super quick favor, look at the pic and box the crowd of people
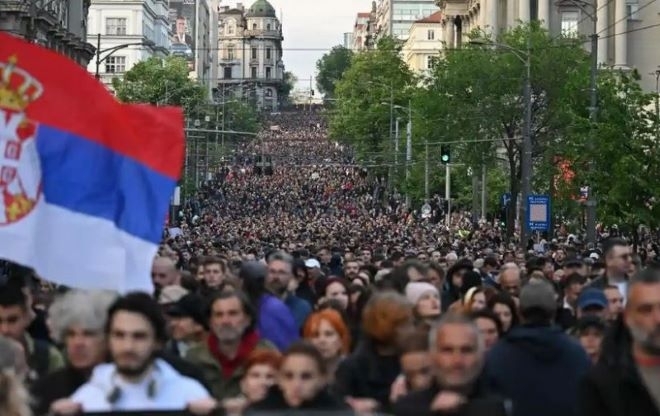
[1,110,660,416]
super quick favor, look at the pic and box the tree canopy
[112,56,208,114]
[316,45,354,98]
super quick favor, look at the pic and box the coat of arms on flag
[0,56,43,225]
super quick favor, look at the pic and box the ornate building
[217,0,285,111]
[0,0,96,66]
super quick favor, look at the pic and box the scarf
[207,330,260,379]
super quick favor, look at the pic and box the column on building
[506,0,515,27]
[614,0,627,67]
[444,17,455,48]
[518,0,530,22]
[487,0,499,34]
[596,0,608,65]
[537,0,549,28]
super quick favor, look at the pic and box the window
[252,23,257,30]
[106,17,127,35]
[227,23,235,35]
[251,47,257,59]
[223,67,232,79]
[105,56,126,73]
[227,45,234,60]
[266,23,271,30]
[626,0,639,19]
[426,55,435,69]
[427,29,435,40]
[266,47,271,60]
[266,67,271,78]
[561,11,579,37]
[251,66,257,78]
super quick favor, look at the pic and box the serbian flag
[0,34,184,293]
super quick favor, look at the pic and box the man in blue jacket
[482,280,591,416]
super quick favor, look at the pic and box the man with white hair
[393,314,508,415]
[32,289,117,415]
[445,252,458,269]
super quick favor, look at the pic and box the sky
[223,0,374,91]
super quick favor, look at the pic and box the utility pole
[585,11,599,244]
[388,83,394,191]
[654,69,660,139]
[424,139,429,201]
[405,99,412,207]
[445,164,451,225]
[520,36,533,248]
[481,164,487,220]
[394,117,400,179]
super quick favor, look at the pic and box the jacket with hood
[483,324,591,416]
[70,358,209,412]
[579,317,660,416]
[442,261,473,311]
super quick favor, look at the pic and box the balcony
[219,57,239,65]
[243,29,283,39]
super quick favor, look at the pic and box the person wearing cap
[563,255,587,277]
[483,280,591,416]
[165,293,208,358]
[574,316,606,364]
[575,288,608,321]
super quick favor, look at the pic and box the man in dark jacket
[393,314,508,416]
[579,268,660,416]
[483,279,591,416]
[589,238,630,297]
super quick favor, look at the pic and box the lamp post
[471,38,532,247]
[654,69,660,139]
[94,33,154,80]
[391,102,412,207]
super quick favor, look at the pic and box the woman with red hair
[222,349,282,416]
[303,309,351,383]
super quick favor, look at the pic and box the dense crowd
[1,110,660,416]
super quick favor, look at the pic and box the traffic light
[440,145,451,164]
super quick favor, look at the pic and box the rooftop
[415,10,442,23]
[246,0,276,17]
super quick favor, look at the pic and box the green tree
[559,69,660,237]
[278,71,297,103]
[419,22,591,236]
[316,45,354,98]
[112,56,207,114]
[330,37,415,180]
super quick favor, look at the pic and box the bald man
[151,256,181,289]
[499,264,522,298]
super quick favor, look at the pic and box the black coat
[392,384,509,416]
[246,385,352,415]
[334,339,401,411]
[579,318,660,416]
[483,324,591,416]
[31,366,89,415]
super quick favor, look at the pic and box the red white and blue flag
[0,33,184,293]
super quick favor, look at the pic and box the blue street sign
[501,193,512,207]
[527,195,551,231]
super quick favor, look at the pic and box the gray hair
[267,250,294,267]
[429,312,485,355]
[48,290,118,343]
[627,268,660,300]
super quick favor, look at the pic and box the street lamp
[94,33,154,80]
[471,38,532,247]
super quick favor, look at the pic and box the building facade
[85,0,169,84]
[402,11,443,73]
[435,0,660,92]
[343,32,354,49]
[0,0,96,65]
[351,12,372,51]
[375,0,439,41]
[217,0,285,111]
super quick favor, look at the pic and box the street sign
[501,193,512,207]
[527,195,551,231]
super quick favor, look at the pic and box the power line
[597,0,658,35]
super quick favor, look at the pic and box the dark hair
[427,262,445,280]
[563,273,587,292]
[399,328,430,354]
[283,341,328,375]
[0,286,27,310]
[105,292,167,343]
[470,309,504,337]
[602,238,628,257]
[206,290,256,331]
[487,293,520,329]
